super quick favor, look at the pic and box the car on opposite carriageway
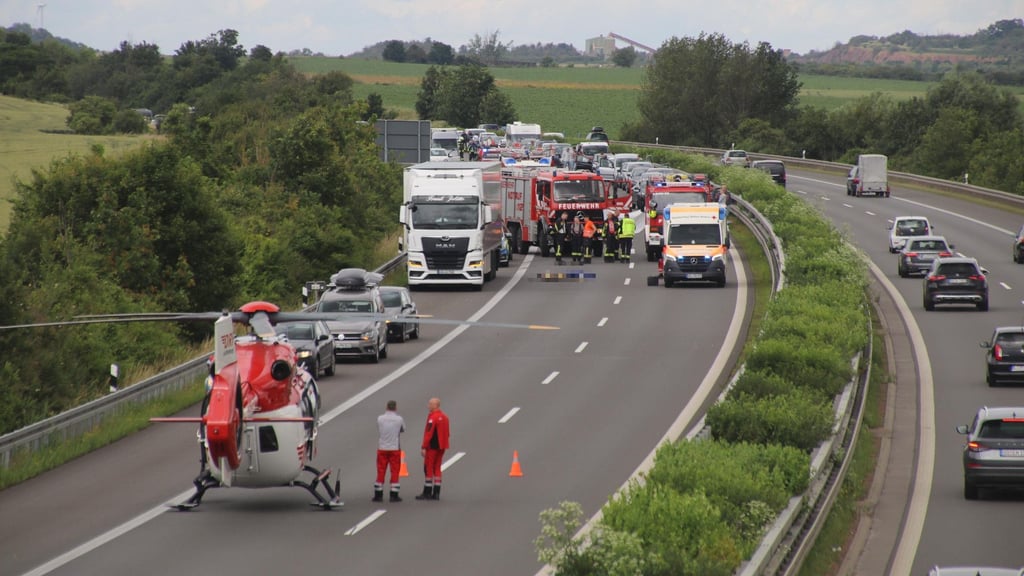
[922,257,989,312]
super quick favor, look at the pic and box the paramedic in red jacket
[416,397,450,500]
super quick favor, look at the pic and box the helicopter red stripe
[150,417,204,423]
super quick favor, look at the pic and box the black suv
[922,257,989,311]
[982,327,1024,386]
[751,160,786,188]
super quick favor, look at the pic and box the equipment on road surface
[501,162,630,258]
[509,450,523,477]
[0,298,560,510]
[651,203,730,288]
[400,161,504,289]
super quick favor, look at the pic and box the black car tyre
[964,480,979,500]
[410,324,420,340]
[314,358,321,378]
[664,278,673,288]
[717,277,726,288]
[324,354,335,376]
[898,263,907,278]
[977,299,989,312]
[987,371,996,387]
[368,345,381,364]
[923,296,935,311]
[380,341,388,360]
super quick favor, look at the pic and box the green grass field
[293,56,1024,134]
[0,95,158,232]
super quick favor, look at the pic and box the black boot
[431,485,441,500]
[415,485,433,500]
[389,490,402,502]
[371,488,383,502]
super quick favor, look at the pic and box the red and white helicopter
[2,295,557,510]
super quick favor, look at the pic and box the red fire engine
[641,174,725,261]
[501,162,623,257]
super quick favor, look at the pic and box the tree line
[0,30,402,433]
[625,32,1024,194]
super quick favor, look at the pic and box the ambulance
[658,203,730,287]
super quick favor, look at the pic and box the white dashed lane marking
[1001,282,1012,291]
[624,278,631,286]
[843,203,853,208]
[498,407,521,424]
[629,262,635,269]
[441,451,466,472]
[541,371,560,385]
[345,510,387,536]
[865,211,876,216]
[597,317,608,327]
[613,296,622,305]
[574,342,589,354]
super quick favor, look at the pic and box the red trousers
[375,450,401,486]
[423,448,446,484]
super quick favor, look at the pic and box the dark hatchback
[983,327,1024,386]
[922,257,988,311]
[956,406,1024,500]
[751,160,786,188]
[275,320,335,378]
[898,235,953,277]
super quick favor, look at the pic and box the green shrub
[112,109,148,134]
[731,368,797,399]
[707,391,834,451]
[746,336,852,396]
[602,481,741,576]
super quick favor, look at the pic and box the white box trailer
[847,154,889,197]
[399,162,504,289]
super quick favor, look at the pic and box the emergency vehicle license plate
[437,270,461,275]
[685,273,702,279]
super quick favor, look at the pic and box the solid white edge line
[534,248,749,576]
[440,451,466,472]
[613,296,622,305]
[843,203,853,208]
[1001,282,1012,291]
[25,256,538,576]
[344,510,387,536]
[574,341,589,354]
[498,407,521,424]
[797,190,807,194]
[541,371,560,385]
[624,278,631,286]
[862,257,935,576]
[597,317,608,327]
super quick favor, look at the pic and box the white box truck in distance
[846,154,889,197]
[399,162,504,289]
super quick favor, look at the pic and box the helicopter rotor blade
[274,312,559,331]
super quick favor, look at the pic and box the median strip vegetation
[536,150,870,575]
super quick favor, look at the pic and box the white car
[429,147,451,162]
[887,216,933,253]
[721,149,750,167]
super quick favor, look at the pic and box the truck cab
[642,177,720,261]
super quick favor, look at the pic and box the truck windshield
[668,223,721,245]
[553,180,603,202]
[651,192,706,207]
[411,202,480,230]
[579,145,607,156]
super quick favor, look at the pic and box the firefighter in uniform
[570,212,585,263]
[550,212,569,264]
[582,215,597,263]
[416,397,450,500]
[374,400,405,502]
[619,212,636,262]
[603,212,618,262]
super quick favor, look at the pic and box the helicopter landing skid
[170,469,221,510]
[298,465,344,510]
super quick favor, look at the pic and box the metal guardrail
[0,253,410,469]
[731,196,786,294]
[614,140,1024,209]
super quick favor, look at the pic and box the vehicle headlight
[361,330,375,341]
[296,350,313,359]
[711,254,724,261]
[408,260,423,268]
[468,259,483,268]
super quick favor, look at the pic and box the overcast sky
[2,0,1020,56]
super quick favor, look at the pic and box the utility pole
[37,4,46,30]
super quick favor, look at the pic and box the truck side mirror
[483,205,493,225]
[398,207,407,226]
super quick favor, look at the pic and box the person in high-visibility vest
[619,213,636,262]
[550,212,569,264]
[603,213,618,262]
[582,216,597,263]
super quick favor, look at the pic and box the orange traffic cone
[509,450,523,477]
[399,451,409,477]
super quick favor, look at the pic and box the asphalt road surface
[2,245,749,576]
[786,169,1023,573]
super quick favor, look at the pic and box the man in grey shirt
[374,400,406,502]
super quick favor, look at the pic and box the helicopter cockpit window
[258,426,279,453]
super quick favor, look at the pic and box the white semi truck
[505,122,542,145]
[399,161,504,289]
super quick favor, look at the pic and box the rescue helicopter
[1,284,557,510]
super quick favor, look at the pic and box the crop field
[0,95,157,232]
[297,56,1024,122]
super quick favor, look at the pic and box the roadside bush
[707,391,834,451]
[746,336,852,396]
[602,481,741,576]
[66,95,116,134]
[112,109,148,134]
[731,368,796,399]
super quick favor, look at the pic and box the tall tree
[415,65,448,120]
[382,40,406,63]
[437,63,496,127]
[428,41,454,65]
[611,46,637,68]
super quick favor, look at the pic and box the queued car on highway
[429,147,452,162]
[956,406,1024,500]
[275,320,336,378]
[720,149,750,167]
[1012,224,1024,263]
[314,269,388,363]
[378,285,419,343]
[751,160,786,187]
[887,216,932,253]
[922,257,989,311]
[929,568,1024,576]
[897,235,954,277]
[499,223,513,267]
[982,327,1024,386]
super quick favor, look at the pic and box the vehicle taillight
[994,344,1004,360]
[969,274,985,281]
[928,274,946,282]
[905,252,918,257]
[967,441,987,452]
[939,251,952,258]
